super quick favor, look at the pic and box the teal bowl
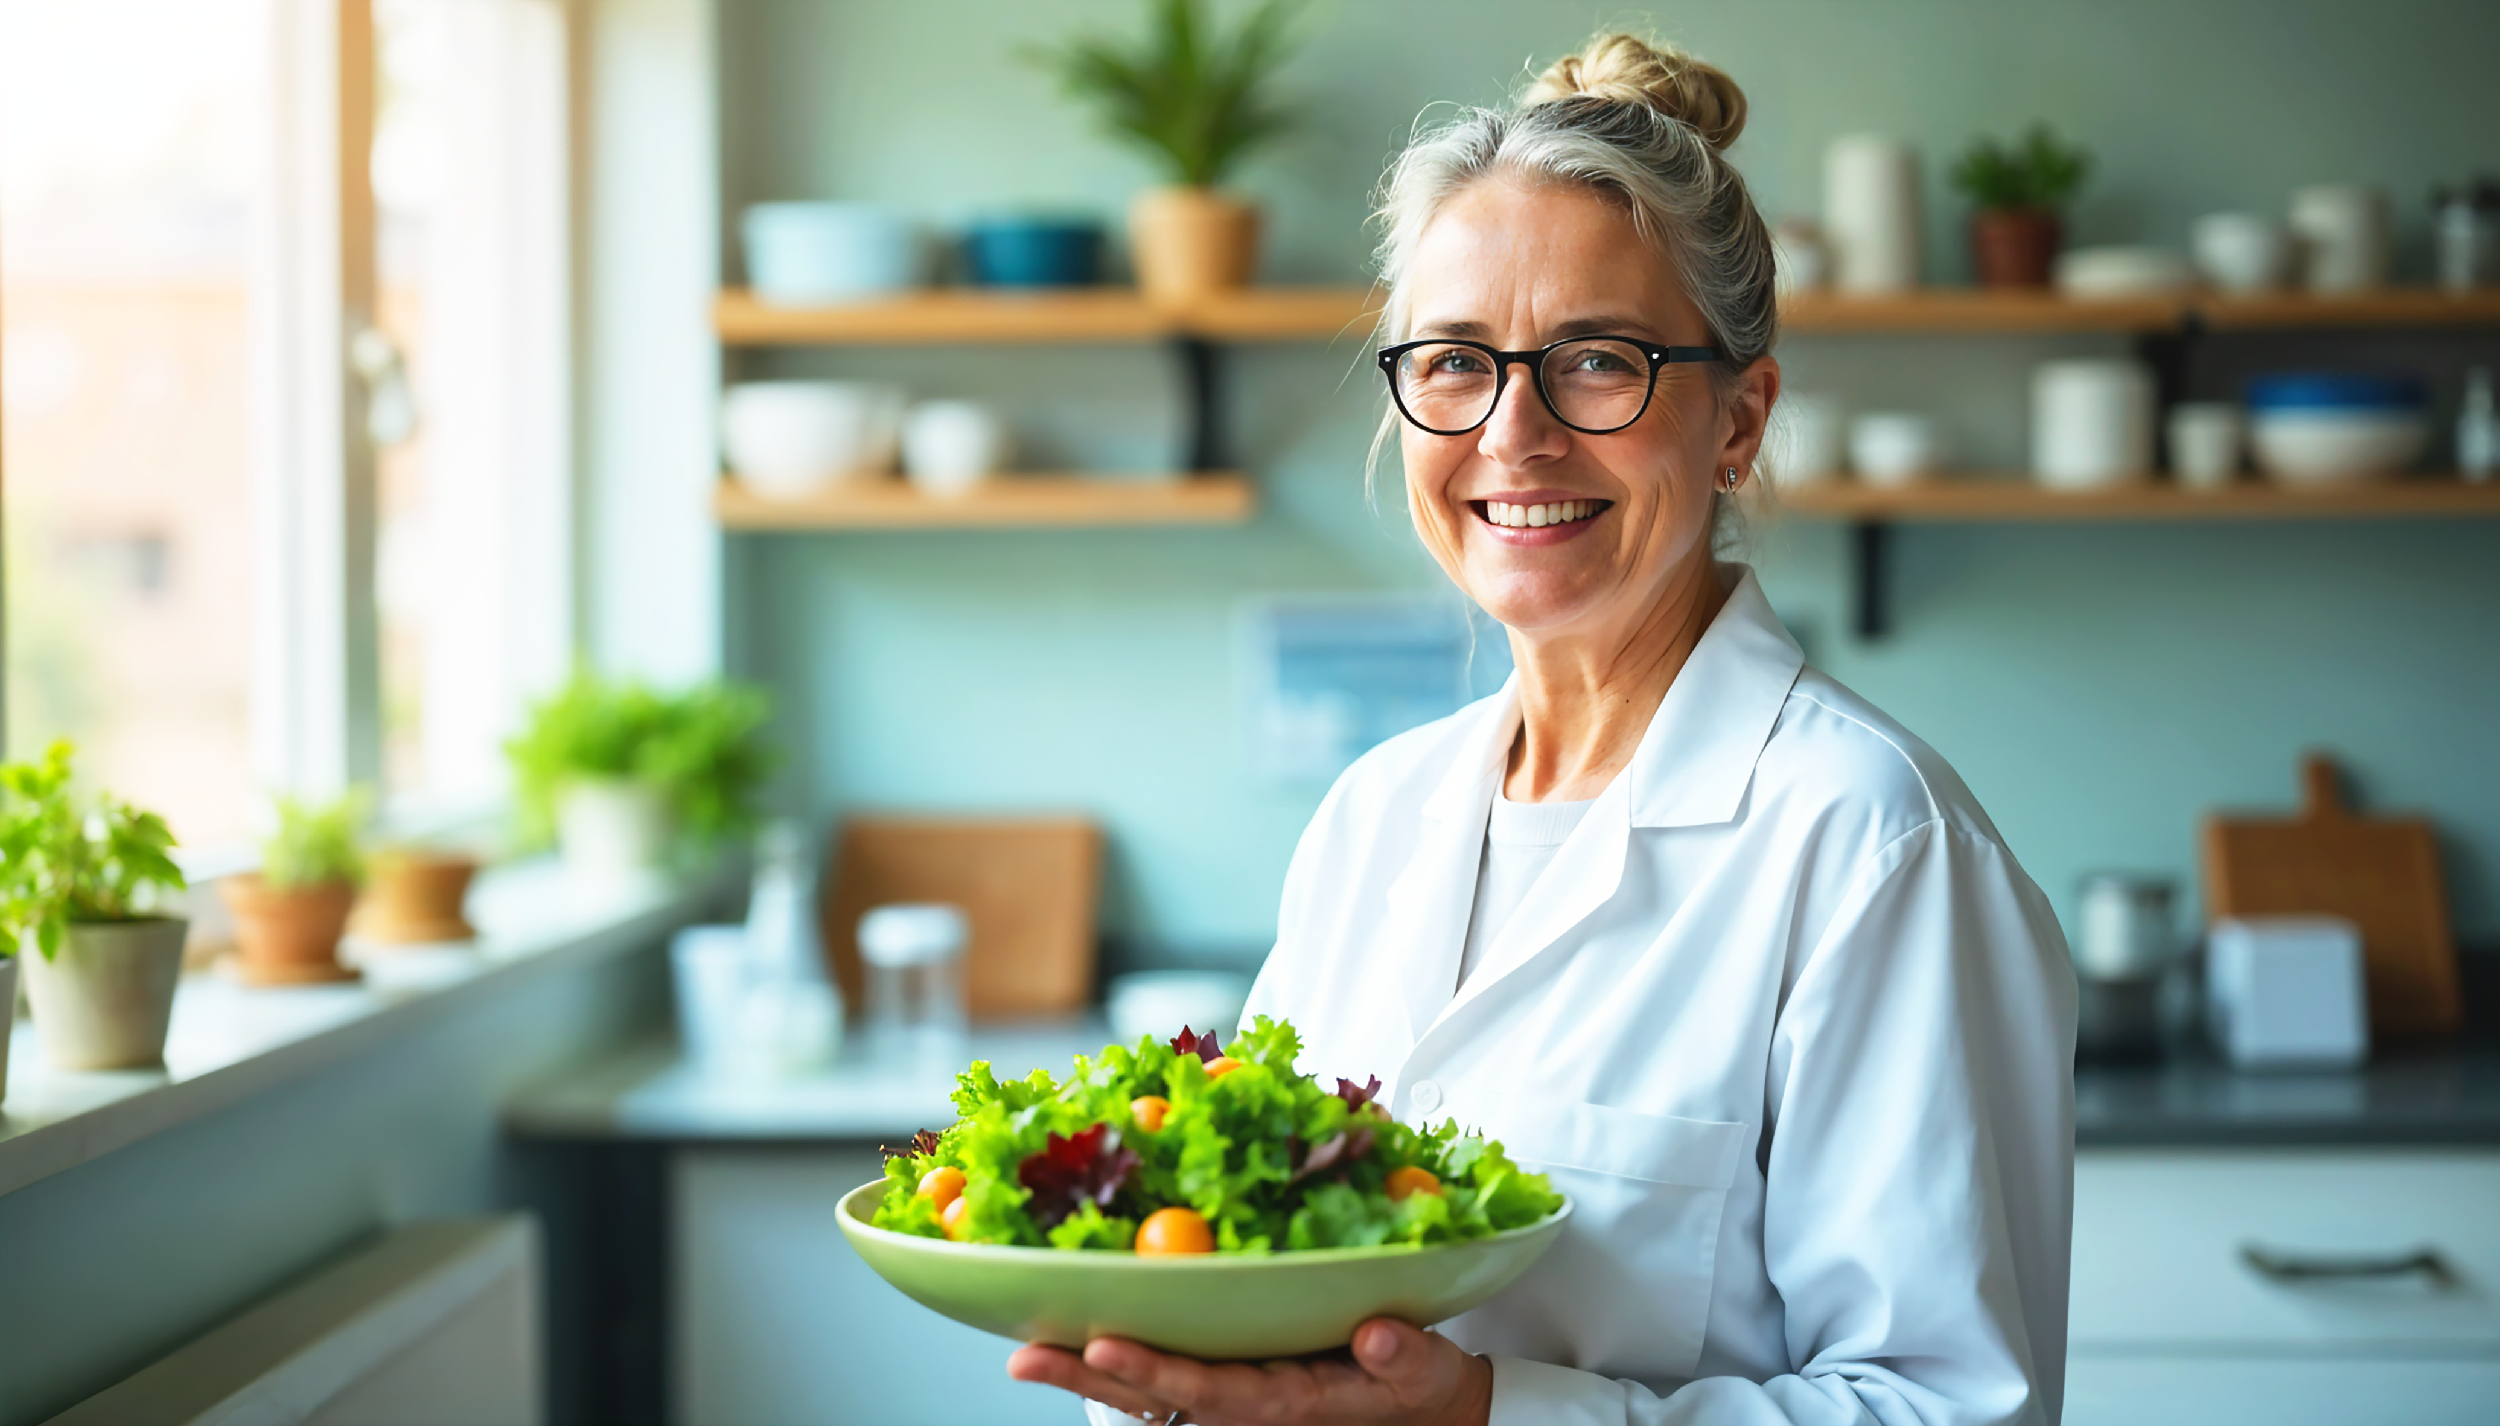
[836,1181,1571,1360]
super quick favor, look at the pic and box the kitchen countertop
[507,1022,2500,1150]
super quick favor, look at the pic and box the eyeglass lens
[1392,339,1655,433]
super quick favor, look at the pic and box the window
[1,0,573,851]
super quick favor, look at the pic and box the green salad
[873,1017,1562,1254]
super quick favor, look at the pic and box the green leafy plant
[505,671,775,849]
[260,788,370,890]
[0,740,186,960]
[1025,0,1305,188]
[1951,124,2091,212]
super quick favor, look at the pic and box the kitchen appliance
[1823,135,1921,294]
[1106,969,1252,1048]
[2201,755,2461,1036]
[2073,874,2181,1060]
[2031,359,2154,489]
[856,902,969,1071]
[2190,213,2292,293]
[2288,185,2391,293]
[742,202,923,304]
[2245,372,2428,486]
[2206,916,2368,1069]
[2432,180,2500,291]
[1762,393,1843,486]
[1848,412,1946,485]
[2053,246,2194,299]
[901,400,1011,496]
[820,816,1102,1020]
[721,381,905,497]
[2166,402,2244,489]
[962,216,1105,287]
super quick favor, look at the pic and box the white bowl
[2191,213,2291,294]
[721,381,904,498]
[2250,410,2428,486]
[2055,246,2196,299]
[1848,412,1947,487]
[1105,970,1251,1049]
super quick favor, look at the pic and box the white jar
[901,400,1012,497]
[1823,135,1921,294]
[2191,213,2292,293]
[1848,412,1947,486]
[2289,185,2391,294]
[2031,360,2154,490]
[2167,402,2244,490]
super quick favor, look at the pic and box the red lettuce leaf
[1287,1126,1377,1187]
[1333,1075,1383,1113]
[1016,1122,1140,1230]
[1170,1026,1225,1063]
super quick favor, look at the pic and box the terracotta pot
[1971,208,2062,288]
[1128,186,1260,301]
[355,849,481,945]
[220,875,359,984]
[18,919,188,1069]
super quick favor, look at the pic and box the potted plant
[506,672,775,888]
[0,741,189,1072]
[1028,0,1304,302]
[220,790,369,984]
[354,840,482,946]
[1950,124,2091,288]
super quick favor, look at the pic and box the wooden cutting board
[2201,755,2461,1036]
[818,815,1102,1020]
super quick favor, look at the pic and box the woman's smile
[1469,491,1614,542]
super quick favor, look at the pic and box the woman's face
[1398,179,1777,642]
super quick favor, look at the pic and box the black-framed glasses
[1376,335,1723,436]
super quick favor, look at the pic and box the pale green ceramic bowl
[837,1181,1571,1360]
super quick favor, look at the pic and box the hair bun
[1524,33,1748,153]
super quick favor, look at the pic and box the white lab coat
[1082,568,2076,1426]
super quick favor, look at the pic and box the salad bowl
[837,1181,1570,1360]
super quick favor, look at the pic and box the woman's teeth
[1483,500,1602,529]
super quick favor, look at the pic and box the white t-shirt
[1456,792,1597,988]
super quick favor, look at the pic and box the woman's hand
[1006,1316,1492,1426]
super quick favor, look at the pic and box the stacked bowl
[2246,373,2430,487]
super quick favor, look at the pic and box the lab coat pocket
[1443,1092,1746,1382]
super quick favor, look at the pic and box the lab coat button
[1411,1079,1443,1113]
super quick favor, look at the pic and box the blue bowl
[742,202,922,304]
[2244,372,2428,413]
[962,218,1105,288]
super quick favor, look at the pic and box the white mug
[2191,213,2291,294]
[901,401,1011,496]
[2167,403,2244,490]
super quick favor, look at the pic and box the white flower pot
[0,956,17,1107]
[557,779,676,889]
[19,919,188,1071]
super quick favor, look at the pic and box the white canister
[901,401,1012,497]
[1762,393,1844,487]
[1824,135,1922,294]
[721,382,905,498]
[2191,213,2292,294]
[1848,412,1946,486]
[2167,402,2244,490]
[2289,185,2391,294]
[2031,360,2154,490]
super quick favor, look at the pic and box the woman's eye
[1430,351,1487,375]
[1571,351,1632,373]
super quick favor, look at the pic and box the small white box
[2206,916,2369,1069]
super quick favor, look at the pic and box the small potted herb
[220,790,370,984]
[0,741,189,1073]
[1027,0,1304,301]
[506,672,774,888]
[1950,124,2091,288]
[356,839,482,946]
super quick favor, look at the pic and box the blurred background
[1,2,2495,1425]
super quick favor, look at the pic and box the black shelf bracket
[1851,519,1893,640]
[1173,335,1225,473]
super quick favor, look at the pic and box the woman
[1014,33,2075,1426]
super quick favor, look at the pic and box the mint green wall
[718,0,2500,960]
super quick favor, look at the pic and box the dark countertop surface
[2075,1037,2500,1148]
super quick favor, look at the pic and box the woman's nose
[1475,367,1569,468]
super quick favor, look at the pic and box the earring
[1721,465,1742,491]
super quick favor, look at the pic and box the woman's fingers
[1007,1343,1177,1420]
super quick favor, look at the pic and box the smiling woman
[1015,29,2076,1426]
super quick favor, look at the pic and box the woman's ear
[1718,356,1782,475]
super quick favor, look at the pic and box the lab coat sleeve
[1483,820,2076,1426]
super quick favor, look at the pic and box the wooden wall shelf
[714,474,1257,530]
[1780,477,2500,522]
[714,287,1380,346]
[1780,287,2500,335]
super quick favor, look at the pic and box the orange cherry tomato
[941,1195,972,1240]
[1135,1206,1216,1256]
[1384,1166,1443,1202]
[1130,1095,1172,1132]
[917,1165,966,1212]
[1203,1056,1244,1079]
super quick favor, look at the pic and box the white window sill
[0,857,739,1200]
